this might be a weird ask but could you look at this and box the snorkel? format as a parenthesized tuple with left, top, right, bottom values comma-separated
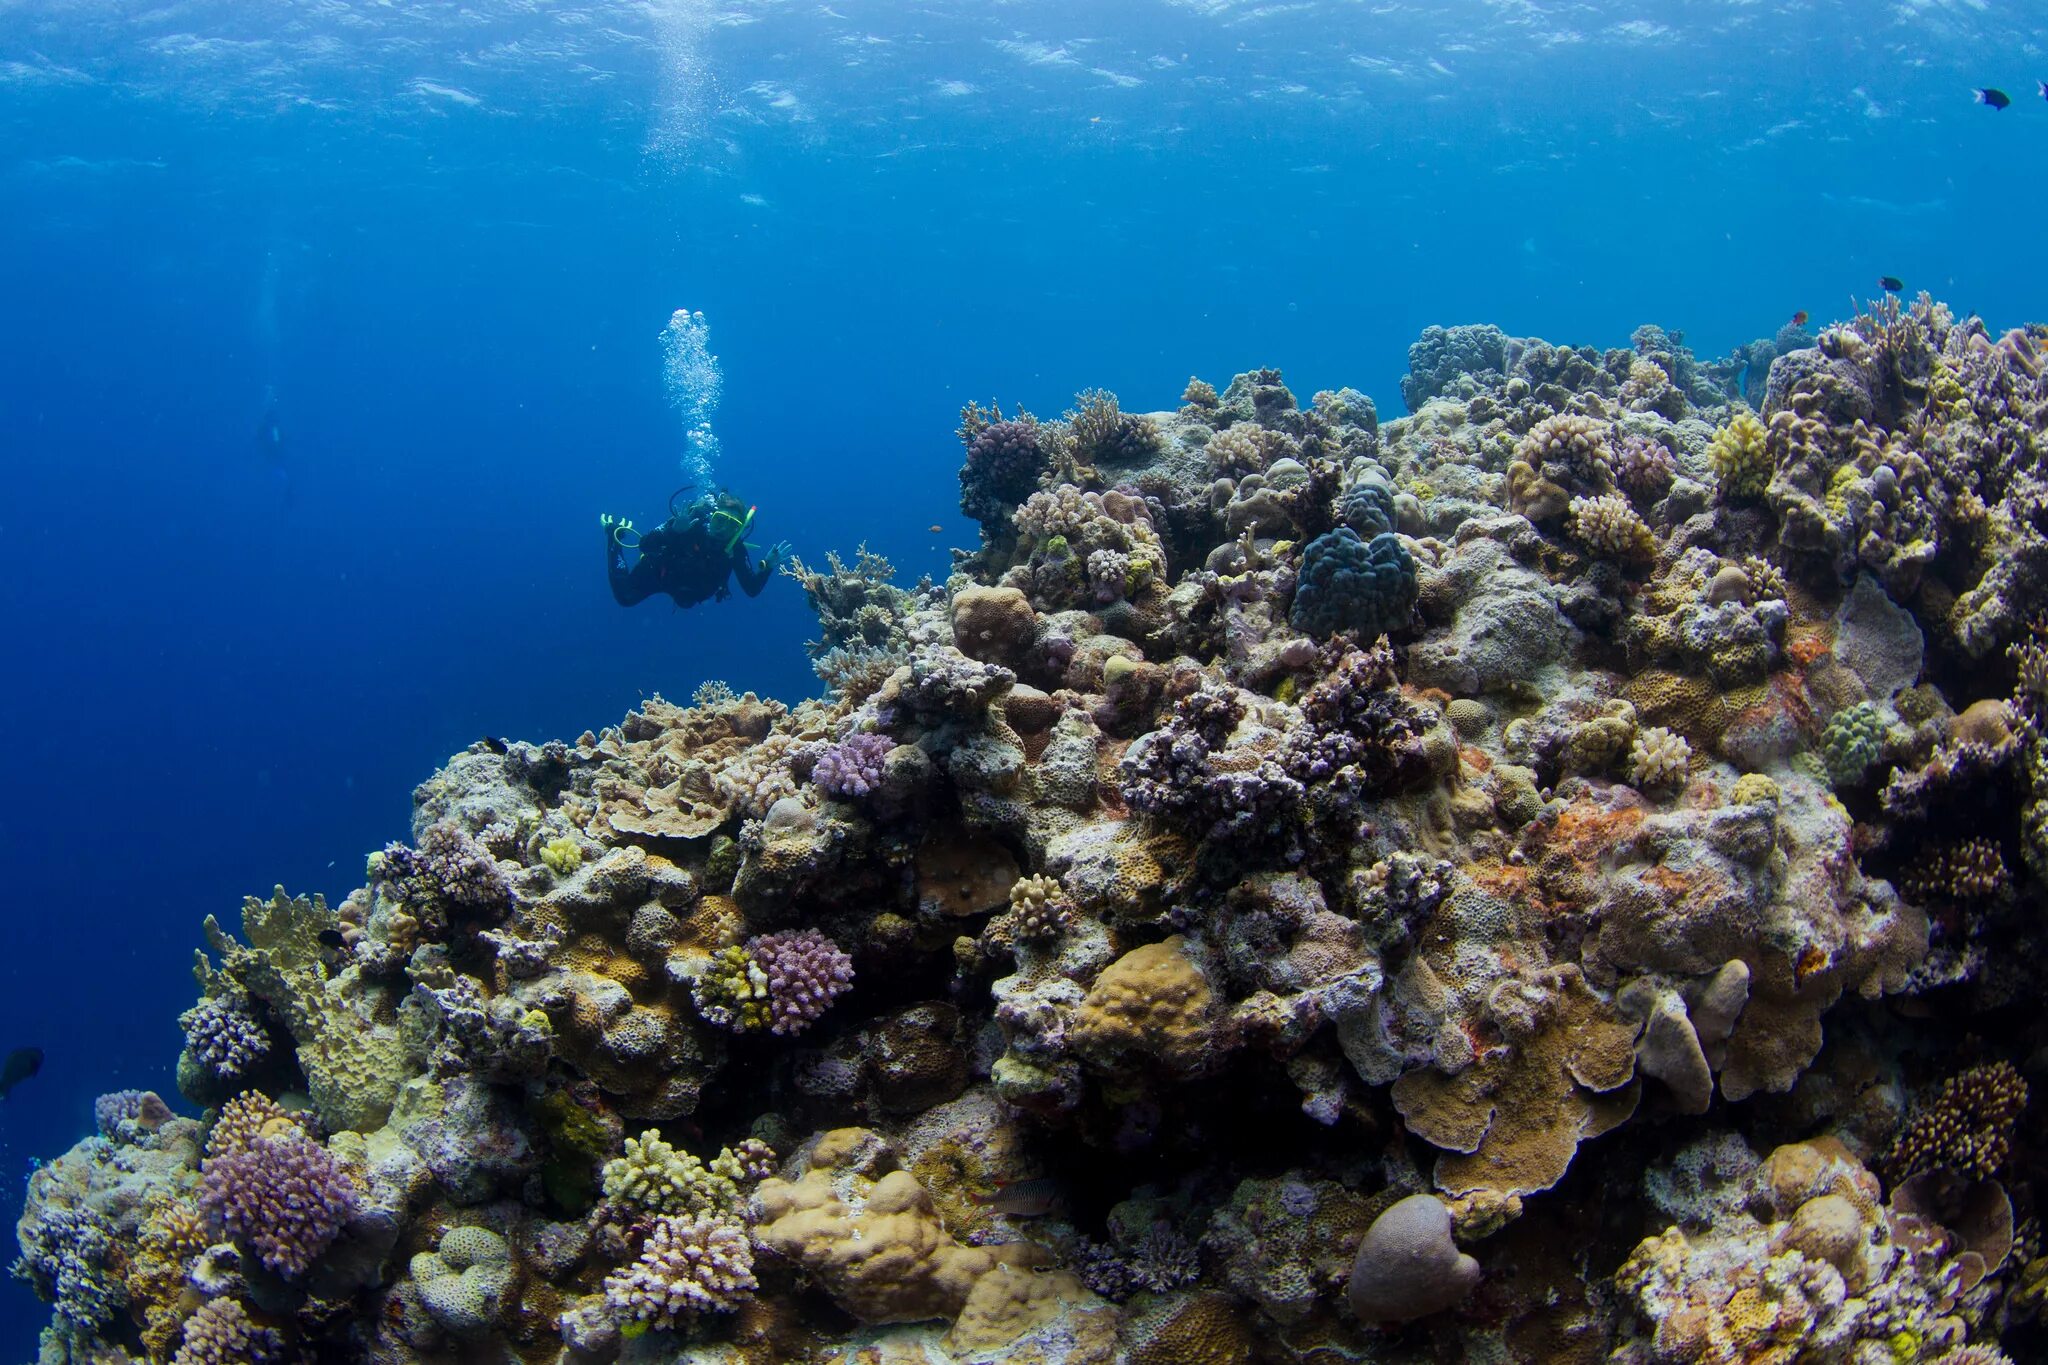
(710, 504, 757, 555)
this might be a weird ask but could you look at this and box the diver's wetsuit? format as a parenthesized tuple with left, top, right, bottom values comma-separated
(607, 519, 774, 608)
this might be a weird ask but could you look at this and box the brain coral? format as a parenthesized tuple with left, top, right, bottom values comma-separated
(412, 1225, 514, 1337)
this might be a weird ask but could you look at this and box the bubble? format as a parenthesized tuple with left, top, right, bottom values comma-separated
(661, 307, 722, 484)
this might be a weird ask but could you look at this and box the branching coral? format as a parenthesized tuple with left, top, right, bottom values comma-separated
(171, 1298, 281, 1365)
(689, 928, 851, 1037)
(812, 731, 895, 800)
(179, 993, 270, 1081)
(602, 1211, 757, 1328)
(1628, 724, 1691, 793)
(1568, 493, 1656, 561)
(1884, 1062, 2029, 1183)
(199, 1120, 359, 1278)
(960, 411, 1046, 526)
(1708, 409, 1772, 499)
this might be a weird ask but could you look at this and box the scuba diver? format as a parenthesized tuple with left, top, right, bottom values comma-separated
(602, 487, 792, 609)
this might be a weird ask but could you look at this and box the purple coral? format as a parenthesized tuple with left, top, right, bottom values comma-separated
(180, 994, 271, 1080)
(1614, 433, 1675, 501)
(200, 1133, 359, 1278)
(380, 821, 511, 921)
(746, 929, 854, 1036)
(811, 732, 895, 800)
(602, 1211, 757, 1327)
(94, 1088, 172, 1140)
(961, 417, 1045, 525)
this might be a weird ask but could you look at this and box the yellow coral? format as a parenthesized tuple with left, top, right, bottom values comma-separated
(752, 1128, 1047, 1325)
(1069, 937, 1217, 1075)
(602, 1129, 740, 1215)
(1709, 410, 1772, 499)
(539, 836, 583, 875)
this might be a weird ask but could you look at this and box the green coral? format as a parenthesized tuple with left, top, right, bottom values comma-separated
(539, 836, 583, 875)
(196, 887, 404, 1132)
(534, 1092, 612, 1212)
(1708, 410, 1772, 500)
(689, 945, 772, 1033)
(602, 1129, 740, 1216)
(1821, 702, 1888, 787)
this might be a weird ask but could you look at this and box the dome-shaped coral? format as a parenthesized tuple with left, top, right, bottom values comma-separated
(1821, 702, 1887, 787)
(1291, 527, 1418, 639)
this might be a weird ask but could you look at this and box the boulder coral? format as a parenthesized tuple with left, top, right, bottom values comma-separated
(19, 305, 2048, 1364)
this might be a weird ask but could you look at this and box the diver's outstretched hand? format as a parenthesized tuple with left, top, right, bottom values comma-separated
(766, 539, 793, 567)
(601, 514, 636, 545)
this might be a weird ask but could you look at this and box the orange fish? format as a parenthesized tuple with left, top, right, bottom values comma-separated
(1790, 310, 1809, 328)
(928, 524, 944, 535)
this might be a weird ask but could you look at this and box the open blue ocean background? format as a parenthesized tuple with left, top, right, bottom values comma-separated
(2, 0, 2044, 1351)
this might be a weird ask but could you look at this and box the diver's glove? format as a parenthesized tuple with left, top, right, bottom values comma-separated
(601, 514, 636, 546)
(767, 539, 793, 567)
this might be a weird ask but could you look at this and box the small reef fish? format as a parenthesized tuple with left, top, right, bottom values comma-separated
(1879, 276, 1904, 295)
(480, 736, 510, 755)
(968, 1177, 1067, 1217)
(928, 524, 944, 535)
(1790, 310, 1809, 328)
(0, 1047, 43, 1099)
(1975, 87, 2011, 110)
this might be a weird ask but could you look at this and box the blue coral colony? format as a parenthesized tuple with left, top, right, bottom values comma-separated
(22, 300, 2048, 1363)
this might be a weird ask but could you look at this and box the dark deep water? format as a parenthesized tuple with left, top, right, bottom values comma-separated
(4, 0, 2047, 1351)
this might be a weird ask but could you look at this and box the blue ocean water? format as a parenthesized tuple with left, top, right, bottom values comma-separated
(1, 0, 2043, 1351)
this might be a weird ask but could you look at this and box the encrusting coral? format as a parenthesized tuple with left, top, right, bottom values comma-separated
(22, 301, 2048, 1364)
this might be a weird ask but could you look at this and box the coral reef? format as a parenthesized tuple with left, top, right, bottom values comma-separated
(23, 303, 2048, 1364)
